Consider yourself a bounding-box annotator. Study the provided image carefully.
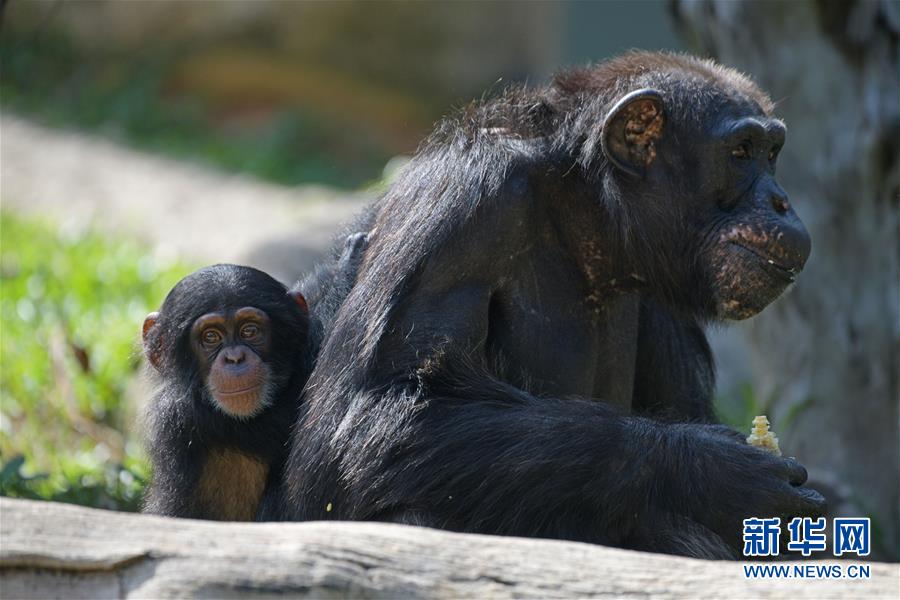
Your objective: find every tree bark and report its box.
[2,499,898,599]
[671,0,899,559]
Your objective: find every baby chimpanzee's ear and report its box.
[142,312,163,370]
[288,290,309,315]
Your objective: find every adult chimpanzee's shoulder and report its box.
[420,84,558,155]
[368,113,551,276]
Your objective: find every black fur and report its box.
[143,231,368,520]
[283,51,824,557]
[294,206,377,359]
[142,265,309,519]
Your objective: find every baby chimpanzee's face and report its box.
[142,264,311,422]
[190,306,275,419]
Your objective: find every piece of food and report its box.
[747,415,781,456]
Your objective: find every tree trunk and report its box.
[672,0,899,559]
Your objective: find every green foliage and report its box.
[717,382,769,431]
[0,212,193,510]
[0,453,147,512]
[0,29,389,189]
[717,382,815,442]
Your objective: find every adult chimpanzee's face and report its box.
[600,89,811,320]
[691,105,811,319]
[190,306,275,418]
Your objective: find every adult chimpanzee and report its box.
[282,51,825,558]
[141,232,368,521]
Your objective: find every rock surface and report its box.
[1,498,897,599]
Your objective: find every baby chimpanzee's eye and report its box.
[240,323,260,339]
[202,329,221,345]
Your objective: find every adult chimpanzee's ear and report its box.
[289,290,309,315]
[142,312,163,370]
[600,89,665,178]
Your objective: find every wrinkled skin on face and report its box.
[699,110,810,319]
[618,94,811,320]
[190,306,274,418]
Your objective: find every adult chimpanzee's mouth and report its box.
[729,243,799,283]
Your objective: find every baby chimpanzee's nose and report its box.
[222,346,246,364]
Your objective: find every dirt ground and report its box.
[1,114,371,285]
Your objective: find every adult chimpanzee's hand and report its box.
[663,424,826,554]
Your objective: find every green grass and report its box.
[0,211,194,510]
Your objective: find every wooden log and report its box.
[1,499,896,599]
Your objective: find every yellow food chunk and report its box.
[747,415,781,456]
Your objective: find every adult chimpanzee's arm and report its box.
[350,376,664,545]
[333,358,822,554]
[631,298,718,423]
[292,274,824,555]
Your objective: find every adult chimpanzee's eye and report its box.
[731,142,752,159]
[240,324,259,339]
[202,329,221,345]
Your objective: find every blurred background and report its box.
[0,1,896,559]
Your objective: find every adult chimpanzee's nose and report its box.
[776,210,812,271]
[758,178,811,270]
[222,346,246,364]
[770,184,790,214]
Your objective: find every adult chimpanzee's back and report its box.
[283,51,825,558]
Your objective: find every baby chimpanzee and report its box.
[141,233,367,520]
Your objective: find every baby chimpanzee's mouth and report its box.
[729,242,798,283]
[210,382,268,419]
[216,385,262,396]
